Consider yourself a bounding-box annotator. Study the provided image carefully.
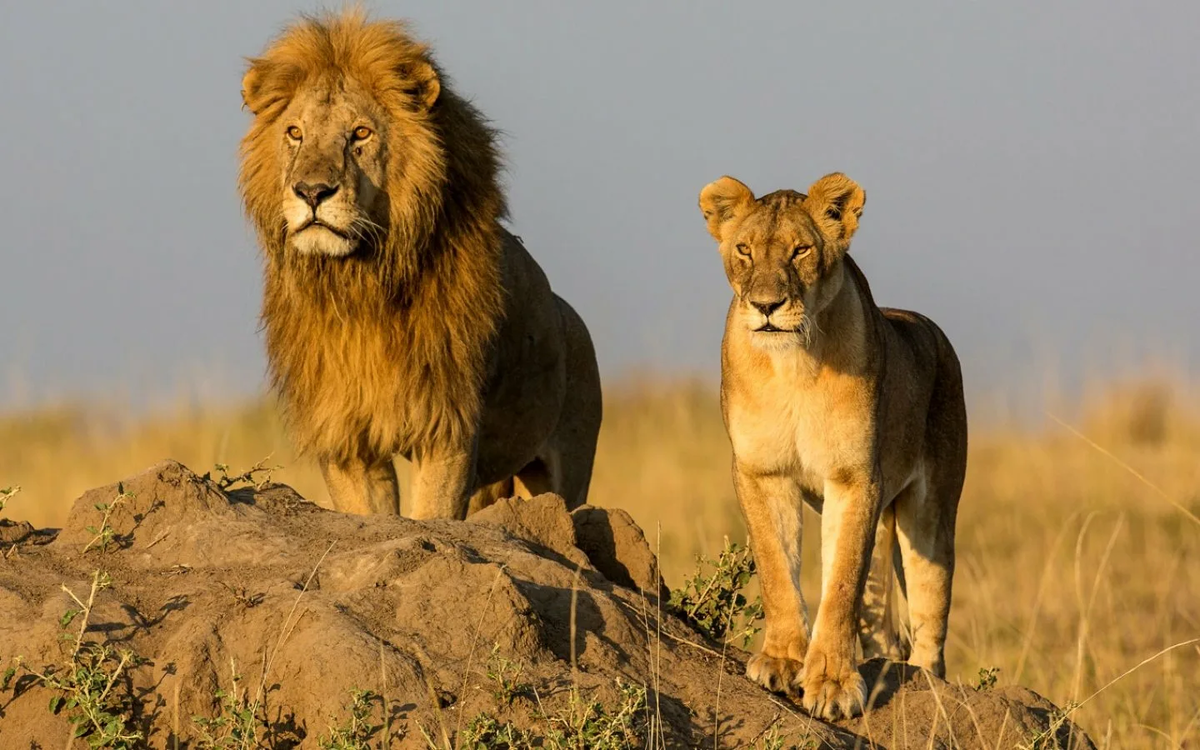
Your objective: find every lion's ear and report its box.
[407,60,441,110]
[240,62,267,115]
[803,173,866,244]
[699,176,755,243]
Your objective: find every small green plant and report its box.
[191,658,261,750]
[19,569,145,748]
[457,712,538,749]
[444,678,650,750]
[485,645,532,706]
[83,483,133,554]
[543,679,649,750]
[206,456,282,492]
[975,666,1000,691]
[669,536,764,647]
[0,484,20,513]
[318,688,380,749]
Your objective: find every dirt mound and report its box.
[0,461,1094,748]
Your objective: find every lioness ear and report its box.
[804,172,866,244]
[699,176,755,243]
[407,60,441,110]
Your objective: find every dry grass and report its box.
[2,374,1198,748]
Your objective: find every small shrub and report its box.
[485,645,532,706]
[448,678,650,750]
[191,658,261,750]
[458,712,538,749]
[669,537,764,647]
[0,484,20,513]
[543,679,649,750]
[318,688,380,749]
[975,666,1000,691]
[205,456,282,492]
[83,484,133,554]
[19,569,145,749]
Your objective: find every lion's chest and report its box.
[725,366,874,491]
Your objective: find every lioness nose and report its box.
[751,299,785,316]
[293,181,339,208]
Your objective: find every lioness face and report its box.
[277,82,388,257]
[699,174,866,351]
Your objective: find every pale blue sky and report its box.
[1,1,1197,407]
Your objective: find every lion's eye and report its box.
[286,126,303,141]
[735,243,751,258]
[352,126,373,141]
[792,244,813,260]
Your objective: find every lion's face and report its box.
[699,174,866,351]
[240,13,449,270]
[276,81,389,257]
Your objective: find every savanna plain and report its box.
[1,370,1197,748]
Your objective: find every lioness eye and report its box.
[352,126,373,140]
[735,243,751,257]
[792,244,813,260]
[286,126,302,141]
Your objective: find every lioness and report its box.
[239,11,602,519]
[698,173,967,719]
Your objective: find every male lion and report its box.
[698,173,967,719]
[239,11,602,519]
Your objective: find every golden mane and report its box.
[238,10,507,464]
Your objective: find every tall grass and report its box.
[1,374,1197,747]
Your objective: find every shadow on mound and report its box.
[0,460,1094,749]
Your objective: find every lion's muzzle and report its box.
[293,181,340,208]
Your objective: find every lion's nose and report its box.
[750,299,785,316]
[293,181,339,209]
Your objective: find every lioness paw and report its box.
[799,650,867,720]
[746,652,803,694]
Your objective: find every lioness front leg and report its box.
[803,475,880,720]
[320,456,401,515]
[409,444,476,520]
[733,467,811,693]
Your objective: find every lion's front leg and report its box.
[320,457,401,515]
[409,443,476,520]
[733,466,810,693]
[802,475,880,720]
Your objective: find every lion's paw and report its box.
[799,649,867,720]
[746,652,804,694]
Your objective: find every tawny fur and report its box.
[699,173,967,721]
[239,10,602,518]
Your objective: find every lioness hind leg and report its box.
[892,330,967,678]
[859,502,907,662]
[893,477,958,678]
